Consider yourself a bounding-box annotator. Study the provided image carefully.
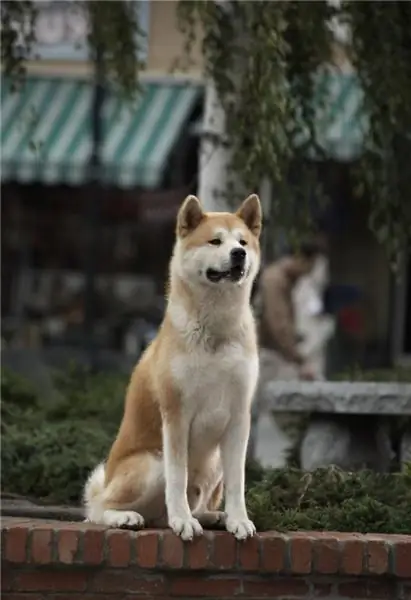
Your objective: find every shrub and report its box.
[331,365,411,382]
[2,422,112,504]
[1,368,43,431]
[1,365,126,503]
[45,364,127,431]
[2,366,411,534]
[246,464,411,534]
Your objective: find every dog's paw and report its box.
[102,509,145,529]
[169,515,203,541]
[196,510,226,529]
[226,516,256,540]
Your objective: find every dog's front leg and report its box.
[162,417,203,540]
[220,411,256,540]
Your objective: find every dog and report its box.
[84,193,262,541]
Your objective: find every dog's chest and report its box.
[172,342,257,417]
[171,342,257,457]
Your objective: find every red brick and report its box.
[170,576,239,596]
[289,536,312,574]
[83,529,105,565]
[42,596,115,600]
[57,529,79,564]
[243,577,309,597]
[366,539,389,575]
[162,531,184,568]
[4,527,28,563]
[51,522,85,531]
[238,534,260,571]
[260,534,286,572]
[1,567,13,592]
[314,537,339,574]
[15,570,88,592]
[341,539,364,575]
[394,541,411,578]
[107,530,131,567]
[313,583,333,597]
[402,583,411,600]
[338,581,369,599]
[2,595,44,600]
[90,570,166,594]
[30,528,53,564]
[135,530,159,568]
[338,580,395,599]
[366,580,398,599]
[187,533,210,569]
[210,532,236,569]
[124,597,168,600]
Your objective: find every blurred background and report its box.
[1,0,410,380]
[2,0,411,507]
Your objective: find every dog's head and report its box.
[172,194,262,288]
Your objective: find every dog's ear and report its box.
[177,195,204,237]
[236,194,262,238]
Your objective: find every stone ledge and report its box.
[2,517,410,577]
[262,381,411,414]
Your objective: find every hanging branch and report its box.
[178,0,411,262]
[86,0,143,100]
[178,1,336,240]
[345,0,411,268]
[1,0,37,87]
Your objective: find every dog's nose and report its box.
[230,247,246,265]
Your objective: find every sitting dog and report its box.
[84,193,262,540]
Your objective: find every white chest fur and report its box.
[169,298,257,390]
[170,328,259,461]
[171,341,257,402]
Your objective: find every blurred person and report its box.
[293,253,336,380]
[247,241,325,464]
[257,241,326,384]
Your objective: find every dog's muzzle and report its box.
[206,248,247,283]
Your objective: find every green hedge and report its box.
[1,366,126,504]
[245,461,411,534]
[331,365,411,382]
[2,366,411,533]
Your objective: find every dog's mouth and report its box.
[206,265,245,283]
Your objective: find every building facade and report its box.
[1,0,205,358]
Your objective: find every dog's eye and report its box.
[239,239,247,246]
[209,239,222,246]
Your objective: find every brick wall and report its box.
[2,517,410,599]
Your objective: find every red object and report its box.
[338,306,365,337]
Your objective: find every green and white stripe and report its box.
[295,68,369,161]
[1,76,201,188]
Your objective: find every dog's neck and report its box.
[166,273,253,350]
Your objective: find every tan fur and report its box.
[84,194,262,540]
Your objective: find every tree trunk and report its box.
[197,80,232,211]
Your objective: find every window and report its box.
[31,0,150,62]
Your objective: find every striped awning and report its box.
[294,67,369,161]
[1,76,202,188]
[193,67,369,162]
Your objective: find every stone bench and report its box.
[250,381,411,472]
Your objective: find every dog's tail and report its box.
[83,462,106,521]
